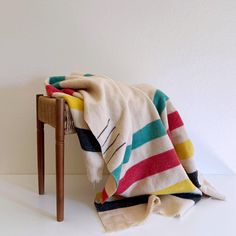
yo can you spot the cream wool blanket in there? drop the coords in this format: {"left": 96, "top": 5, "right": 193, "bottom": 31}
{"left": 45, "top": 73, "right": 224, "bottom": 232}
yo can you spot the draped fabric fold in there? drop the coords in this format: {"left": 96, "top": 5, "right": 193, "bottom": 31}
{"left": 45, "top": 73, "right": 224, "bottom": 232}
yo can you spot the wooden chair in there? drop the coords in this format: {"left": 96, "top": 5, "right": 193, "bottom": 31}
{"left": 36, "top": 94, "right": 76, "bottom": 221}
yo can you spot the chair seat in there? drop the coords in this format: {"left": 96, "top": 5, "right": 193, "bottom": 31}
{"left": 38, "top": 96, "right": 76, "bottom": 134}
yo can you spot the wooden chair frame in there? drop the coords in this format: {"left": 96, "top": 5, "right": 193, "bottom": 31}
{"left": 36, "top": 94, "right": 65, "bottom": 221}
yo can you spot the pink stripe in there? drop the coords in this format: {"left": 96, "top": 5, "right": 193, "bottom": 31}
{"left": 168, "top": 111, "right": 184, "bottom": 131}
{"left": 167, "top": 129, "right": 173, "bottom": 143}
{"left": 62, "top": 88, "right": 75, "bottom": 96}
{"left": 46, "top": 84, "right": 61, "bottom": 96}
{"left": 102, "top": 189, "right": 109, "bottom": 203}
{"left": 116, "top": 149, "right": 180, "bottom": 194}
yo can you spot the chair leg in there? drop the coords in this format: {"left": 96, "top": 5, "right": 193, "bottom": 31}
{"left": 56, "top": 98, "right": 65, "bottom": 222}
{"left": 36, "top": 95, "right": 45, "bottom": 195}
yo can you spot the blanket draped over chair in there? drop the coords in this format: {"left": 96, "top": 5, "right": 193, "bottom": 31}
{"left": 45, "top": 73, "right": 224, "bottom": 232}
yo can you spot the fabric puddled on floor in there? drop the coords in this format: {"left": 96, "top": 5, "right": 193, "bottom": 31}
{"left": 45, "top": 73, "right": 225, "bottom": 232}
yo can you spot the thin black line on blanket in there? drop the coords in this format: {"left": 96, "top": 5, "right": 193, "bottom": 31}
{"left": 103, "top": 133, "right": 120, "bottom": 155}
{"left": 101, "top": 126, "right": 116, "bottom": 147}
{"left": 97, "top": 118, "right": 110, "bottom": 139}
{"left": 106, "top": 142, "right": 126, "bottom": 165}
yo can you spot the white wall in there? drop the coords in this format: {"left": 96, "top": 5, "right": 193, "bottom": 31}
{"left": 0, "top": 0, "right": 235, "bottom": 174}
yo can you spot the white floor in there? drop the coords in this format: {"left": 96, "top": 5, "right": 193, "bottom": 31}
{"left": 0, "top": 174, "right": 235, "bottom": 236}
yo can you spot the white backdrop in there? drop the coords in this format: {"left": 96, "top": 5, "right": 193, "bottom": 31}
{"left": 0, "top": 0, "right": 235, "bottom": 174}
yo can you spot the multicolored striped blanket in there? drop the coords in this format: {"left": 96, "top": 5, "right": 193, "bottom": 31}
{"left": 45, "top": 73, "right": 224, "bottom": 232}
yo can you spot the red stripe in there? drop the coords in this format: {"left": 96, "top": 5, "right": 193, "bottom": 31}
{"left": 46, "top": 84, "right": 61, "bottom": 96}
{"left": 167, "top": 129, "right": 173, "bottom": 143}
{"left": 168, "top": 111, "right": 184, "bottom": 131}
{"left": 116, "top": 149, "right": 180, "bottom": 194}
{"left": 62, "top": 88, "right": 75, "bottom": 96}
{"left": 102, "top": 189, "right": 108, "bottom": 203}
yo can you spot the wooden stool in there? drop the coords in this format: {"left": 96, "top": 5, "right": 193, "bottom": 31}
{"left": 36, "top": 94, "right": 75, "bottom": 221}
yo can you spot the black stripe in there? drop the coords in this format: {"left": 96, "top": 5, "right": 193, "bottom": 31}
{"left": 187, "top": 171, "right": 201, "bottom": 188}
{"left": 95, "top": 195, "right": 149, "bottom": 212}
{"left": 172, "top": 193, "right": 202, "bottom": 204}
{"left": 106, "top": 142, "right": 126, "bottom": 164}
{"left": 97, "top": 118, "right": 110, "bottom": 139}
{"left": 95, "top": 192, "right": 202, "bottom": 212}
{"left": 101, "top": 126, "right": 116, "bottom": 147}
{"left": 103, "top": 133, "right": 120, "bottom": 155}
{"left": 75, "top": 127, "right": 101, "bottom": 152}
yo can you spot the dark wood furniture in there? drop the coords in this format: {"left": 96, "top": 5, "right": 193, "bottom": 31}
{"left": 36, "top": 94, "right": 75, "bottom": 221}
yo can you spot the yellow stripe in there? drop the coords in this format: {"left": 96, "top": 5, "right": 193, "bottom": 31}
{"left": 151, "top": 179, "right": 196, "bottom": 195}
{"left": 95, "top": 192, "right": 102, "bottom": 202}
{"left": 63, "top": 94, "right": 84, "bottom": 110}
{"left": 174, "top": 140, "right": 194, "bottom": 160}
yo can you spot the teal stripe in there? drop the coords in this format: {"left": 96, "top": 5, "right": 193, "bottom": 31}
{"left": 49, "top": 76, "right": 65, "bottom": 85}
{"left": 132, "top": 119, "right": 166, "bottom": 149}
{"left": 123, "top": 145, "right": 132, "bottom": 164}
{"left": 112, "top": 165, "right": 122, "bottom": 183}
{"left": 84, "top": 73, "right": 94, "bottom": 77}
{"left": 53, "top": 82, "right": 62, "bottom": 89}
{"left": 112, "top": 119, "right": 167, "bottom": 183}
{"left": 153, "top": 89, "right": 169, "bottom": 115}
